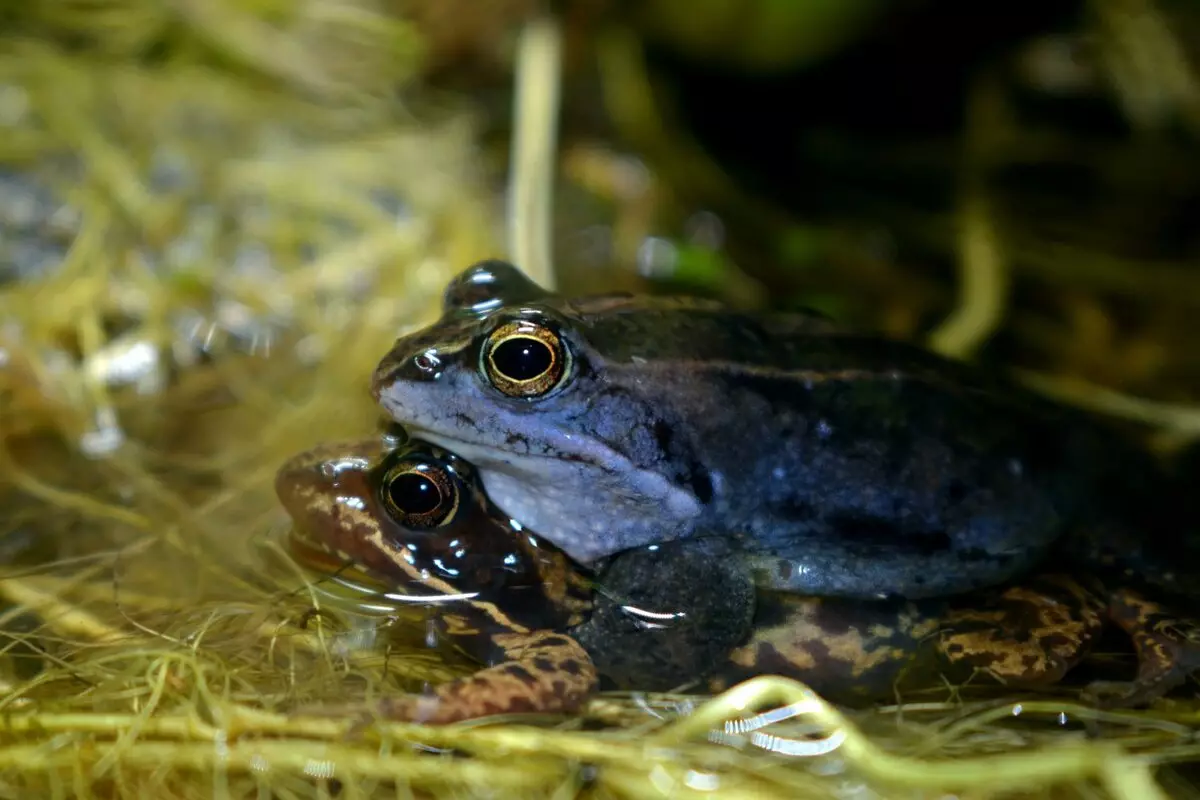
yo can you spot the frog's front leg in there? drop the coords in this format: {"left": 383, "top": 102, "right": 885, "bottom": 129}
{"left": 571, "top": 538, "right": 757, "bottom": 691}
{"left": 938, "top": 573, "right": 1108, "bottom": 686}
{"left": 1083, "top": 588, "right": 1200, "bottom": 707}
{"left": 373, "top": 629, "right": 598, "bottom": 724}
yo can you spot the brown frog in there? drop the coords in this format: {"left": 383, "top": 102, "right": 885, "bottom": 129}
{"left": 276, "top": 438, "right": 1200, "bottom": 723}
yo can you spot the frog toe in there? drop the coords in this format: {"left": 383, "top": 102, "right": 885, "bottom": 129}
{"left": 1084, "top": 588, "right": 1200, "bottom": 708}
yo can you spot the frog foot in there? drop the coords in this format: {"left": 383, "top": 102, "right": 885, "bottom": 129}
{"left": 1081, "top": 588, "right": 1200, "bottom": 708}
{"left": 937, "top": 574, "right": 1108, "bottom": 686}
{"left": 372, "top": 630, "right": 599, "bottom": 724}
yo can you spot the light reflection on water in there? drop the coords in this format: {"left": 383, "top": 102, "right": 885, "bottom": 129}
{"left": 713, "top": 697, "right": 850, "bottom": 757}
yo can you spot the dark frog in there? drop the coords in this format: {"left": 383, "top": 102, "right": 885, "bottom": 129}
{"left": 371, "top": 260, "right": 1197, "bottom": 603}
{"left": 276, "top": 439, "right": 1200, "bottom": 723}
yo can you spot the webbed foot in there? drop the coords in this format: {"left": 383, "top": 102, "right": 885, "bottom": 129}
{"left": 937, "top": 574, "right": 1107, "bottom": 686}
{"left": 1082, "top": 588, "right": 1200, "bottom": 708}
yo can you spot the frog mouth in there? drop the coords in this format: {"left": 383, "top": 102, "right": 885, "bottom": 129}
{"left": 288, "top": 528, "right": 381, "bottom": 583}
{"left": 406, "top": 423, "right": 700, "bottom": 499}
{"left": 288, "top": 528, "right": 452, "bottom": 612}
{"left": 407, "top": 428, "right": 562, "bottom": 466}
{"left": 287, "top": 525, "right": 488, "bottom": 608}
{"left": 376, "top": 381, "right": 610, "bottom": 469}
{"left": 399, "top": 415, "right": 631, "bottom": 476}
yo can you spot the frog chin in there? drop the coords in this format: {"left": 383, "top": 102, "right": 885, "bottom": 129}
{"left": 392, "top": 425, "right": 702, "bottom": 565}
{"left": 377, "top": 379, "right": 705, "bottom": 561}
{"left": 477, "top": 465, "right": 700, "bottom": 565}
{"left": 413, "top": 426, "right": 699, "bottom": 559}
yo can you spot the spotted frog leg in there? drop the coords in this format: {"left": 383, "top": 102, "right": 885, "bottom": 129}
{"left": 373, "top": 630, "right": 598, "bottom": 724}
{"left": 938, "top": 573, "right": 1109, "bottom": 687}
{"left": 1081, "top": 588, "right": 1200, "bottom": 707}
{"left": 708, "top": 594, "right": 946, "bottom": 703}
{"left": 939, "top": 574, "right": 1200, "bottom": 706}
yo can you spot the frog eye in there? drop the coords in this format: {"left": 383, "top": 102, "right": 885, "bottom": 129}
{"left": 481, "top": 320, "right": 570, "bottom": 398}
{"left": 379, "top": 461, "right": 460, "bottom": 528}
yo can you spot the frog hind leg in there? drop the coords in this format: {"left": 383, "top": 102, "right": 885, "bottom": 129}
{"left": 1083, "top": 588, "right": 1200, "bottom": 708}
{"left": 708, "top": 593, "right": 945, "bottom": 704}
{"left": 373, "top": 630, "right": 598, "bottom": 724}
{"left": 938, "top": 573, "right": 1108, "bottom": 687}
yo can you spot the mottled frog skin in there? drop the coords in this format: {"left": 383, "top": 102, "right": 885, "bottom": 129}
{"left": 371, "top": 260, "right": 1197, "bottom": 603}
{"left": 276, "top": 439, "right": 1200, "bottom": 724}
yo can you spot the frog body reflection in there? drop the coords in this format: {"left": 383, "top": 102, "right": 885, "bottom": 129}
{"left": 371, "top": 260, "right": 1197, "bottom": 604}
{"left": 277, "top": 440, "right": 1200, "bottom": 724}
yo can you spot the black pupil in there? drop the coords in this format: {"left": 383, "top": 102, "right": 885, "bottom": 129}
{"left": 388, "top": 472, "right": 442, "bottom": 516}
{"left": 492, "top": 336, "right": 552, "bottom": 381}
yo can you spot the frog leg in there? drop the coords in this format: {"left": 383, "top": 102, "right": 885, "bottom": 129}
{"left": 1082, "top": 588, "right": 1200, "bottom": 707}
{"left": 371, "top": 629, "right": 598, "bottom": 724}
{"left": 937, "top": 574, "right": 1108, "bottom": 686}
{"left": 708, "top": 593, "right": 945, "bottom": 703}
{"left": 571, "top": 537, "right": 757, "bottom": 692}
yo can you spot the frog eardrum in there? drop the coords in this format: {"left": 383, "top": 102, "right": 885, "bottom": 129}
{"left": 379, "top": 458, "right": 460, "bottom": 528}
{"left": 480, "top": 318, "right": 571, "bottom": 399}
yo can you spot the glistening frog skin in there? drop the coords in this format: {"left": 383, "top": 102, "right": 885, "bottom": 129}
{"left": 371, "top": 260, "right": 1196, "bottom": 603}
{"left": 276, "top": 439, "right": 1200, "bottom": 724}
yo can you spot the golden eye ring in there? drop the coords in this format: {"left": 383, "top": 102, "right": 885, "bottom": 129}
{"left": 379, "top": 461, "right": 460, "bottom": 528}
{"left": 481, "top": 320, "right": 569, "bottom": 398}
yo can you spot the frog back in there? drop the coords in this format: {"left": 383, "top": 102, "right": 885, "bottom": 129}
{"left": 638, "top": 333, "right": 1181, "bottom": 601}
